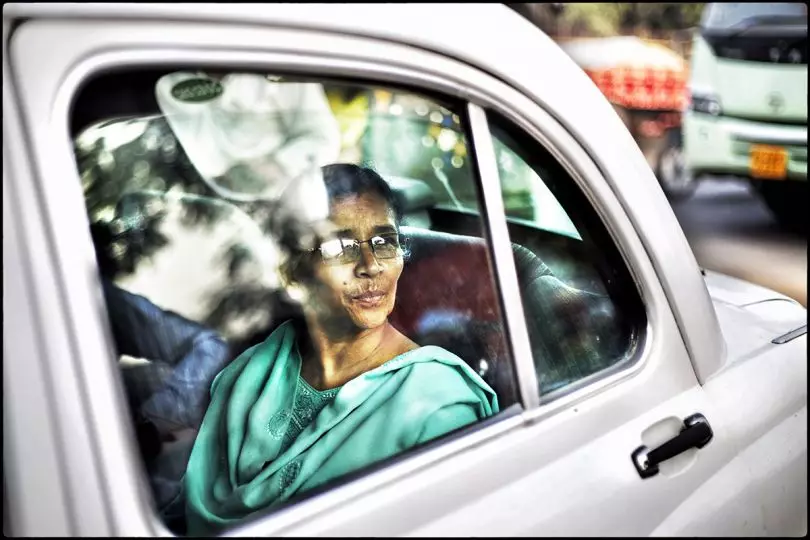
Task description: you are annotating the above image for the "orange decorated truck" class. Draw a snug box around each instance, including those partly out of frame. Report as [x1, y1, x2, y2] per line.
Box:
[560, 36, 694, 199]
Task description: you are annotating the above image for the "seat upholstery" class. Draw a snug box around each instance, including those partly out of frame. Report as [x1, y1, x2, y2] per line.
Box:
[391, 227, 530, 407]
[392, 226, 630, 403]
[513, 249, 632, 395]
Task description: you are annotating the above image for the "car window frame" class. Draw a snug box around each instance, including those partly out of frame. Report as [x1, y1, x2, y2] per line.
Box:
[8, 17, 677, 537]
[482, 109, 650, 395]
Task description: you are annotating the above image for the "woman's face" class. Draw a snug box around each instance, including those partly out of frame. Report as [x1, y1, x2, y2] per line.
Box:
[303, 192, 403, 332]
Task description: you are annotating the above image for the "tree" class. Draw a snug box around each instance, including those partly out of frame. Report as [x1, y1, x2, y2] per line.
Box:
[505, 3, 568, 35]
[507, 3, 706, 38]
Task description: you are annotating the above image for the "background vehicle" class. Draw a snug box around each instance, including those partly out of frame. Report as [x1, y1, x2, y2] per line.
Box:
[4, 3, 807, 537]
[560, 36, 695, 200]
[683, 2, 808, 232]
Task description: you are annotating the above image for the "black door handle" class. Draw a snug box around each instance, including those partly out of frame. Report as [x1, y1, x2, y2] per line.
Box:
[632, 413, 713, 479]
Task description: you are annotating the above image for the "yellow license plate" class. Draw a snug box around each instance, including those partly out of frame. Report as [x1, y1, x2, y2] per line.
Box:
[750, 145, 788, 180]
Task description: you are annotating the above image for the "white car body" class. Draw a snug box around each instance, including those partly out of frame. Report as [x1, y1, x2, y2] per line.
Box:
[3, 3, 807, 537]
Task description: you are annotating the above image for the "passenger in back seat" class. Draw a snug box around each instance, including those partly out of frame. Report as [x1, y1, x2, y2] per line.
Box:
[176, 164, 499, 535]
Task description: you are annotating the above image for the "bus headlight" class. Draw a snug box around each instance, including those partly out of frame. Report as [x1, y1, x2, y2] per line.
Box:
[689, 92, 722, 116]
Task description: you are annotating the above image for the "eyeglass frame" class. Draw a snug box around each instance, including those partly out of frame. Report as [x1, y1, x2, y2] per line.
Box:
[309, 232, 407, 265]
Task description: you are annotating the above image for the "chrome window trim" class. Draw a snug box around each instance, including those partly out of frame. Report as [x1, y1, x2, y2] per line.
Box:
[772, 324, 808, 345]
[8, 19, 677, 535]
[466, 103, 540, 410]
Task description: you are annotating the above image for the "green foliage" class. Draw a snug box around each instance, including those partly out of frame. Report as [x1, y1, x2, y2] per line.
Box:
[510, 3, 706, 37]
[561, 4, 626, 36]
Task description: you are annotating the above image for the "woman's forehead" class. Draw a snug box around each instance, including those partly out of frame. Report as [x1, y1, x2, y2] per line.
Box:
[328, 193, 396, 232]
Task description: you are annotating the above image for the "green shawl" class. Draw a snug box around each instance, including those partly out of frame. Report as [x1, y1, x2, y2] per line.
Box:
[184, 320, 499, 535]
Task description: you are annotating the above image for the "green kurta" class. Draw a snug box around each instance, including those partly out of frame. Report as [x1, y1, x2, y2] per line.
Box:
[184, 320, 499, 535]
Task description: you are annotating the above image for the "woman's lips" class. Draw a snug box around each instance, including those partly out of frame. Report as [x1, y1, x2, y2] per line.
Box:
[351, 290, 386, 308]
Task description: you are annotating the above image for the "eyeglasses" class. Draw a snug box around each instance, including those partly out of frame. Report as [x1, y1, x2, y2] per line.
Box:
[314, 233, 404, 265]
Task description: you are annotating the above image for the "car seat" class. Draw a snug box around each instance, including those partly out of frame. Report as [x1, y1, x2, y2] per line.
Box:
[392, 226, 631, 403]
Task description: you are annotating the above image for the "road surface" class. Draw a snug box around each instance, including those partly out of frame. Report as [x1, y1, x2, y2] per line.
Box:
[671, 177, 807, 307]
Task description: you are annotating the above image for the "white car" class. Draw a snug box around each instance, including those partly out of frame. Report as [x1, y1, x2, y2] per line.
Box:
[3, 3, 807, 537]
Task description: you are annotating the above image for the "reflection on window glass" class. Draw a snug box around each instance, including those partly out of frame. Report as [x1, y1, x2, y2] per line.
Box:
[488, 114, 643, 396]
[326, 86, 475, 211]
[72, 71, 517, 536]
[493, 137, 580, 239]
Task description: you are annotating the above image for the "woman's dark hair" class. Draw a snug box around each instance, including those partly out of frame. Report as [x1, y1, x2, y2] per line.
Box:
[322, 163, 403, 225]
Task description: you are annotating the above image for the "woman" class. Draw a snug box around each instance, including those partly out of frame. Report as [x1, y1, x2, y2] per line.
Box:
[182, 164, 498, 535]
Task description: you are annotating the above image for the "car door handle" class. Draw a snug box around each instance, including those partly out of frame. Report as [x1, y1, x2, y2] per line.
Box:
[632, 413, 713, 479]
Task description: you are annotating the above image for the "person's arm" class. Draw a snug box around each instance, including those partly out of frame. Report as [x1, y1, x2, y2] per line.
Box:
[102, 279, 232, 431]
[139, 331, 231, 431]
[102, 279, 203, 363]
[522, 272, 627, 392]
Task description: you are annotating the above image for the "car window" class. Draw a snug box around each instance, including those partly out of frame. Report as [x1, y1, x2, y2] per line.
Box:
[328, 87, 476, 210]
[701, 2, 807, 30]
[493, 136, 581, 239]
[70, 70, 520, 536]
[485, 111, 646, 397]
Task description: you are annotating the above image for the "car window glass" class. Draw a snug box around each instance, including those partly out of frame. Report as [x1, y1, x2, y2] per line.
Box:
[493, 136, 580, 239]
[70, 70, 520, 536]
[486, 111, 646, 396]
[701, 2, 807, 30]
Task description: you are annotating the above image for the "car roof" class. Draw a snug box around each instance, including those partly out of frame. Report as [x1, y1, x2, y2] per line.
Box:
[4, 3, 645, 194]
[4, 3, 622, 151]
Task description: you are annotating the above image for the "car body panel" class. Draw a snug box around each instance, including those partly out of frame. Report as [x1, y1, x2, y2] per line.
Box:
[710, 289, 806, 369]
[3, 152, 78, 536]
[703, 269, 806, 309]
[713, 59, 807, 122]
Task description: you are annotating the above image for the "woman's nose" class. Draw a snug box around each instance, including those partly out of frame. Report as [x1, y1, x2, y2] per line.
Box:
[355, 243, 383, 277]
